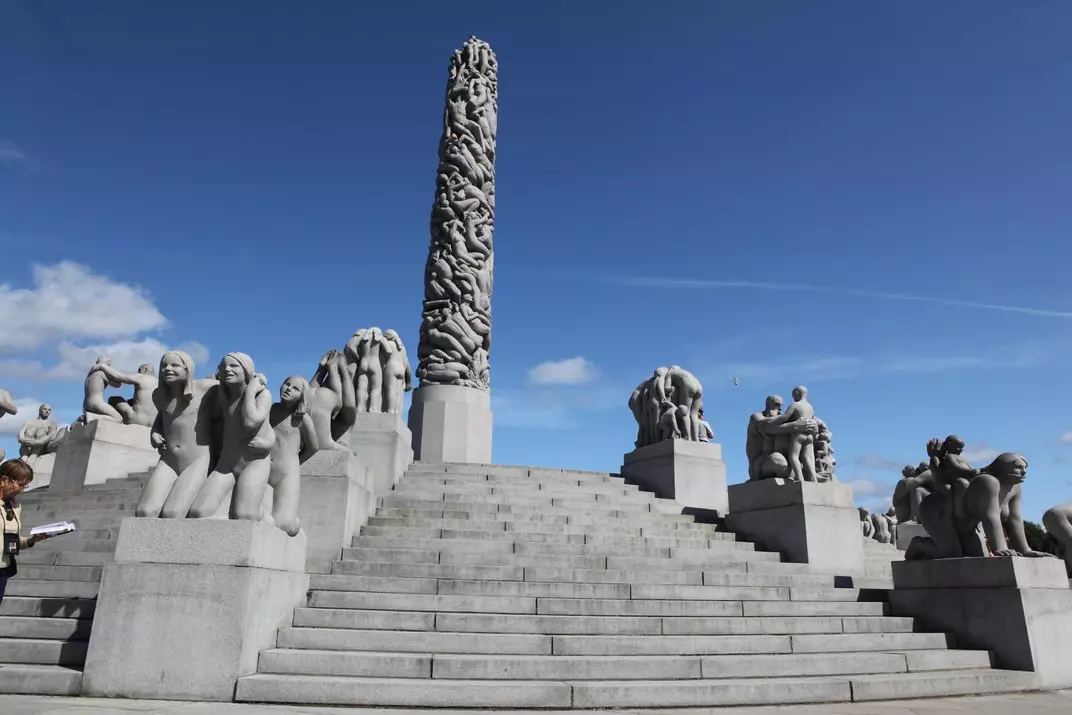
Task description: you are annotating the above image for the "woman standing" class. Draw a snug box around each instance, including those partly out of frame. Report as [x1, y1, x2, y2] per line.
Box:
[1, 459, 42, 602]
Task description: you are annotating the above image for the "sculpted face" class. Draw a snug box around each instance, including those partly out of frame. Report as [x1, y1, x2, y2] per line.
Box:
[218, 356, 248, 385]
[38, 404, 51, 420]
[280, 377, 304, 404]
[137, 364, 155, 376]
[792, 386, 807, 401]
[160, 354, 189, 384]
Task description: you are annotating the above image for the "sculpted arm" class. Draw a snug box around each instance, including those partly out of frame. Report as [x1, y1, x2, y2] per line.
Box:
[150, 411, 166, 451]
[93, 363, 140, 386]
[761, 403, 800, 429]
[241, 380, 273, 433]
[298, 413, 319, 464]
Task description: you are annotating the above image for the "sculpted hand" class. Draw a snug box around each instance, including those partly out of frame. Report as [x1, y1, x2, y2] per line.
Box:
[150, 432, 167, 452]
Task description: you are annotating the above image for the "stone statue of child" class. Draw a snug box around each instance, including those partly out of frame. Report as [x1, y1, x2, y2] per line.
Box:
[871, 511, 892, 544]
[759, 386, 819, 482]
[308, 349, 357, 451]
[859, 507, 875, 539]
[135, 351, 219, 519]
[380, 329, 412, 414]
[267, 376, 319, 536]
[188, 353, 275, 521]
[92, 361, 159, 427]
[910, 452, 1058, 560]
[18, 404, 65, 460]
[892, 462, 934, 523]
[83, 357, 124, 422]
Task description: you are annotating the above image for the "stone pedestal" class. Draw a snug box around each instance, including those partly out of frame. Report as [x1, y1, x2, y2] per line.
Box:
[725, 479, 864, 575]
[889, 557, 1072, 688]
[408, 384, 492, 464]
[22, 453, 56, 491]
[49, 419, 158, 492]
[299, 449, 372, 573]
[895, 522, 927, 551]
[81, 518, 309, 701]
[348, 412, 413, 498]
[620, 440, 728, 515]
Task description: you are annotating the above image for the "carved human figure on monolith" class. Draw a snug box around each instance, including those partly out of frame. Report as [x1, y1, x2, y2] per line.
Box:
[308, 349, 356, 450]
[416, 37, 498, 391]
[83, 357, 124, 422]
[18, 404, 66, 460]
[92, 361, 159, 427]
[135, 351, 218, 519]
[907, 449, 1058, 560]
[267, 376, 319, 536]
[1042, 503, 1072, 573]
[380, 329, 412, 414]
[188, 353, 275, 521]
[757, 386, 819, 482]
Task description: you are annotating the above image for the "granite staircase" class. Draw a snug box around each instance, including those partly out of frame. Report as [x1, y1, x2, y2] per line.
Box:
[237, 462, 1036, 709]
[0, 472, 149, 695]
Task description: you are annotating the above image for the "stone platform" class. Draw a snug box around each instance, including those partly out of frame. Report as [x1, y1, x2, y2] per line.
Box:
[49, 419, 158, 492]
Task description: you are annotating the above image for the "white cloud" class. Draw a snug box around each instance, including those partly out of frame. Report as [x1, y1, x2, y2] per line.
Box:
[0, 140, 29, 165]
[0, 398, 46, 436]
[962, 444, 1001, 464]
[0, 339, 209, 382]
[846, 478, 882, 497]
[0, 262, 167, 352]
[1060, 431, 1072, 445]
[854, 454, 906, 472]
[527, 357, 599, 385]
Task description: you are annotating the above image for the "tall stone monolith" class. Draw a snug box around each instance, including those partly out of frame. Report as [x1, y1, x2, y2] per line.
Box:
[409, 36, 497, 464]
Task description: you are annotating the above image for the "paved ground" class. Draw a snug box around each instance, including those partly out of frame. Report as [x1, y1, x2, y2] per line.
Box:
[1, 691, 1071, 715]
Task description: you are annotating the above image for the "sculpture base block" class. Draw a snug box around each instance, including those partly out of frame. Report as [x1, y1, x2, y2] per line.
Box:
[348, 412, 413, 498]
[895, 522, 927, 551]
[299, 450, 372, 573]
[620, 440, 728, 515]
[408, 384, 492, 464]
[889, 557, 1072, 688]
[50, 419, 157, 492]
[725, 479, 864, 575]
[81, 518, 309, 702]
[22, 453, 56, 491]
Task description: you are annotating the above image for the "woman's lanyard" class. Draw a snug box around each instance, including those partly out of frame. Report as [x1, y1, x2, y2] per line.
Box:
[2, 498, 17, 536]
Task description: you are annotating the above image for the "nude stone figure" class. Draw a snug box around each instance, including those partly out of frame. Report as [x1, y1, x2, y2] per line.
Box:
[347, 328, 385, 412]
[135, 352, 218, 519]
[380, 329, 413, 415]
[908, 452, 1058, 560]
[267, 376, 319, 536]
[18, 404, 65, 460]
[93, 362, 159, 427]
[871, 511, 892, 544]
[0, 389, 16, 461]
[188, 353, 275, 521]
[892, 462, 935, 523]
[628, 379, 653, 448]
[1042, 503, 1072, 573]
[758, 386, 818, 482]
[746, 396, 783, 481]
[666, 366, 703, 441]
[859, 507, 875, 539]
[83, 357, 124, 422]
[308, 349, 357, 451]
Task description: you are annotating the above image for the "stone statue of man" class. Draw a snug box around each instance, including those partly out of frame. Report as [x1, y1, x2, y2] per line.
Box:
[18, 404, 65, 460]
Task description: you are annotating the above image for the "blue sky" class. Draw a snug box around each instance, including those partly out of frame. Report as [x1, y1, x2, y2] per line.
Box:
[1, 1, 1070, 520]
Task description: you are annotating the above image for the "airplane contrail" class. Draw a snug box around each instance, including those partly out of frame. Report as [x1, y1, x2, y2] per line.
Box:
[592, 275, 1072, 320]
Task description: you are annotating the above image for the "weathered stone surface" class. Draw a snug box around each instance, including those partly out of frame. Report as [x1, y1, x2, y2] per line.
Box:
[348, 411, 413, 497]
[408, 384, 492, 463]
[298, 449, 371, 573]
[49, 419, 158, 492]
[621, 439, 727, 515]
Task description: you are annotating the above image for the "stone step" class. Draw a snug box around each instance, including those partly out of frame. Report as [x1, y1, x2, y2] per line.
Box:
[438, 579, 632, 600]
[364, 516, 719, 540]
[537, 598, 885, 618]
[376, 507, 695, 529]
[359, 524, 586, 544]
[0, 663, 83, 696]
[0, 597, 96, 619]
[308, 591, 536, 615]
[324, 564, 522, 585]
[356, 526, 738, 550]
[404, 468, 622, 486]
[21, 538, 117, 553]
[16, 512, 129, 530]
[2, 580, 100, 599]
[848, 668, 1037, 701]
[385, 490, 654, 509]
[277, 627, 552, 655]
[0, 615, 92, 640]
[17, 499, 137, 513]
[396, 478, 643, 497]
[11, 550, 114, 568]
[237, 673, 575, 708]
[13, 565, 103, 583]
[407, 462, 620, 481]
[0, 637, 88, 666]
[292, 607, 915, 636]
[378, 497, 654, 521]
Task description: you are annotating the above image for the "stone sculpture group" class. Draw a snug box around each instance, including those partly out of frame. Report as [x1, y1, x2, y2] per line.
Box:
[744, 386, 836, 483]
[416, 36, 497, 391]
[628, 366, 705, 447]
[859, 506, 898, 544]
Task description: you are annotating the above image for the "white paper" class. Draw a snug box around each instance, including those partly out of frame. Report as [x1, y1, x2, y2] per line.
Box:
[30, 521, 77, 537]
